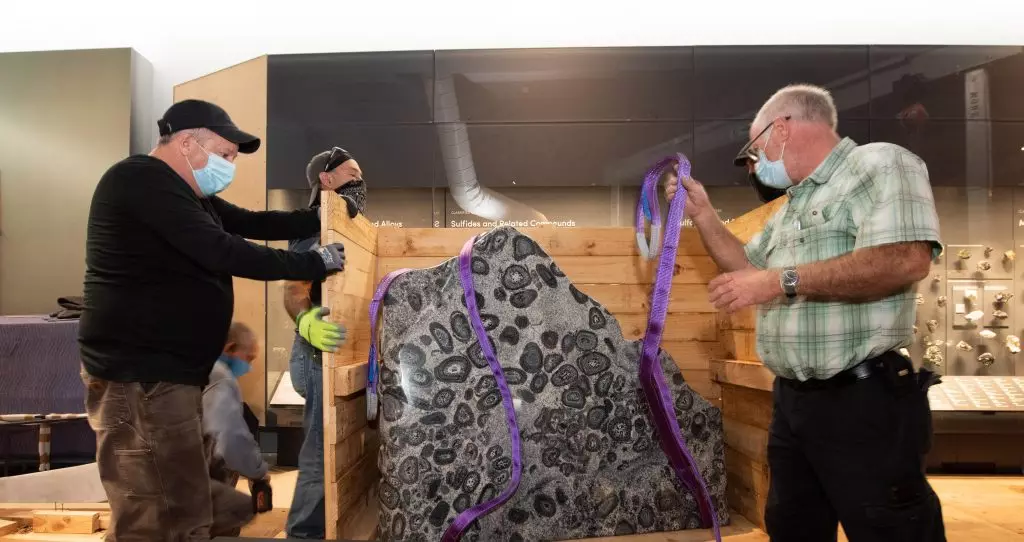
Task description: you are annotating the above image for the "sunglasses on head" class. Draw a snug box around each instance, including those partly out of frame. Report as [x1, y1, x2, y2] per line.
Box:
[733, 115, 792, 166]
[324, 147, 351, 173]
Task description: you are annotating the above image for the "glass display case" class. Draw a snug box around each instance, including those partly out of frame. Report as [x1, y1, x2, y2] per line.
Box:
[260, 44, 1024, 427]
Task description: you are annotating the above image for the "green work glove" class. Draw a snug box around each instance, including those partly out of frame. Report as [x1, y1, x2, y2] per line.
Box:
[297, 306, 346, 353]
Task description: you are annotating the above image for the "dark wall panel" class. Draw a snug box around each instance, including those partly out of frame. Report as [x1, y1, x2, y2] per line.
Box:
[434, 47, 693, 123]
[693, 46, 870, 121]
[435, 122, 694, 188]
[868, 46, 1024, 121]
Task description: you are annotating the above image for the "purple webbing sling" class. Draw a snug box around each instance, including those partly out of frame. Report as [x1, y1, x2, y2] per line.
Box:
[437, 237, 525, 541]
[635, 163, 664, 260]
[638, 154, 721, 541]
[366, 268, 414, 421]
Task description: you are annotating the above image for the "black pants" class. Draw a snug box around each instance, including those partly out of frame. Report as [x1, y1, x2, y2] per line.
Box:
[765, 353, 946, 542]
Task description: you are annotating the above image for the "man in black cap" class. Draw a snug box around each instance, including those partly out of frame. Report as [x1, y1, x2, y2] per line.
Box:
[79, 99, 347, 541]
[282, 147, 365, 539]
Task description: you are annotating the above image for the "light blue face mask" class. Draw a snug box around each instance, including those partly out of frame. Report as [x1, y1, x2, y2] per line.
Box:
[218, 355, 251, 379]
[187, 142, 236, 197]
[755, 127, 793, 190]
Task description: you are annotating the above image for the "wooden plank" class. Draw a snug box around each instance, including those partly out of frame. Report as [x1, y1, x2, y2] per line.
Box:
[725, 196, 787, 244]
[710, 360, 775, 393]
[720, 329, 760, 362]
[330, 393, 368, 445]
[719, 307, 758, 331]
[322, 192, 378, 256]
[663, 341, 726, 371]
[334, 361, 369, 397]
[0, 520, 18, 536]
[31, 511, 98, 534]
[687, 379, 721, 403]
[2, 533, 105, 541]
[723, 418, 769, 465]
[578, 284, 715, 314]
[338, 483, 379, 540]
[335, 451, 379, 518]
[376, 227, 707, 258]
[377, 255, 718, 285]
[722, 385, 774, 432]
[335, 429, 379, 482]
[617, 313, 717, 342]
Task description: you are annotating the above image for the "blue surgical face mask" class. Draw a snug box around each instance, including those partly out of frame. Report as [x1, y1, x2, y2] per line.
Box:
[187, 142, 236, 197]
[218, 355, 251, 379]
[754, 128, 793, 190]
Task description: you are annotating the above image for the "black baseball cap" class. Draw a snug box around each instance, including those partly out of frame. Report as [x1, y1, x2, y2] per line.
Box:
[157, 99, 261, 154]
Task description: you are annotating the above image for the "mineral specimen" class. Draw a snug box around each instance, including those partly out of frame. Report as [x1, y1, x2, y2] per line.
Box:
[964, 310, 984, 323]
[957, 249, 971, 260]
[924, 345, 944, 366]
[995, 292, 1014, 304]
[915, 293, 925, 305]
[1007, 335, 1021, 354]
[977, 261, 992, 271]
[926, 319, 939, 332]
[1005, 250, 1016, 262]
[980, 329, 997, 339]
[984, 246, 994, 257]
[956, 341, 973, 352]
[937, 296, 947, 307]
[993, 310, 1009, 319]
[978, 352, 995, 367]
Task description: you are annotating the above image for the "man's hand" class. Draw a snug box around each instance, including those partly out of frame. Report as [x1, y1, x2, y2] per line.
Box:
[315, 242, 346, 274]
[708, 268, 783, 313]
[663, 167, 713, 220]
[297, 306, 347, 353]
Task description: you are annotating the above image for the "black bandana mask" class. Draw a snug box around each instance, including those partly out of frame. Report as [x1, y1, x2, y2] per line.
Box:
[335, 180, 367, 214]
[747, 172, 787, 203]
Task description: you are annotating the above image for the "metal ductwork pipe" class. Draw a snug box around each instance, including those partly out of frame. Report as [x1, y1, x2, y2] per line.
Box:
[434, 75, 548, 223]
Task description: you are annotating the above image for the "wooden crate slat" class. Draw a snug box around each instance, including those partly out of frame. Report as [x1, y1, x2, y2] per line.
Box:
[617, 313, 718, 342]
[377, 255, 718, 286]
[376, 227, 707, 258]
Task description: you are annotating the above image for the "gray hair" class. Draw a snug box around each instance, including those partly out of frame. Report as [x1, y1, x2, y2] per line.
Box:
[752, 84, 838, 133]
[158, 127, 214, 147]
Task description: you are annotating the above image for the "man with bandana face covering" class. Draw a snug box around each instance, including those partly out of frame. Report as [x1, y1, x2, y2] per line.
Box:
[283, 147, 367, 538]
[666, 85, 946, 542]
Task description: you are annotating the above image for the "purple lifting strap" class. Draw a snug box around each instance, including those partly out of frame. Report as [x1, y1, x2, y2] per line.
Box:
[366, 268, 414, 421]
[440, 236, 525, 541]
[639, 154, 721, 541]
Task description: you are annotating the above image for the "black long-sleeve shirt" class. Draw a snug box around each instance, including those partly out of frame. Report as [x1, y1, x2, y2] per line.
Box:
[80, 155, 325, 386]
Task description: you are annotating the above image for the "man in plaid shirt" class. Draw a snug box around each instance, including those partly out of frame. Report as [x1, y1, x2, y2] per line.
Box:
[666, 84, 946, 542]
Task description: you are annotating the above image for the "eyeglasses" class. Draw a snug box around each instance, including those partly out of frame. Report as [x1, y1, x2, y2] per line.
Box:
[324, 147, 349, 173]
[733, 115, 792, 166]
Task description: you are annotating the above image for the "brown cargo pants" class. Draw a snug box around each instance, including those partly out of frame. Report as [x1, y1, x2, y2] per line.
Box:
[82, 370, 253, 541]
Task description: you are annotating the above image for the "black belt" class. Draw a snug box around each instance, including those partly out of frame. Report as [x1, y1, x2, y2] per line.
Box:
[778, 352, 904, 391]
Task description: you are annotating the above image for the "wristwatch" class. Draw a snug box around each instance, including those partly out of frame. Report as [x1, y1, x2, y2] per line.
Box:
[781, 267, 799, 299]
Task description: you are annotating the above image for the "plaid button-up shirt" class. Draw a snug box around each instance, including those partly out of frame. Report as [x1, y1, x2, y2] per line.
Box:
[744, 138, 942, 381]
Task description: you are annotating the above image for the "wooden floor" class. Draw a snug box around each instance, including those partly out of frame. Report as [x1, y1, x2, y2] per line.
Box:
[3, 473, 1021, 540]
[236, 473, 1024, 541]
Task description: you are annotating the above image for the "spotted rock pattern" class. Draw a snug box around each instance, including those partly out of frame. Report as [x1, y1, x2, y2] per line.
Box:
[377, 227, 728, 541]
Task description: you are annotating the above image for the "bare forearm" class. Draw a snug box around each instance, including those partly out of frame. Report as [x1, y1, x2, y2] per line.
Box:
[796, 242, 932, 302]
[692, 211, 752, 273]
[284, 281, 313, 321]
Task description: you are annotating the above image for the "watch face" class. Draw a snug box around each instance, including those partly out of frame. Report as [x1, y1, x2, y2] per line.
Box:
[782, 269, 799, 287]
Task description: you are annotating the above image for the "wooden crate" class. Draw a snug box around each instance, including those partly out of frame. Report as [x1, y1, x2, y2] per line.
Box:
[319, 193, 785, 538]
